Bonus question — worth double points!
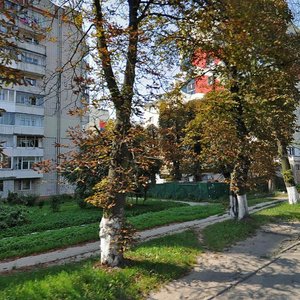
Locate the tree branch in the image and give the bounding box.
[94,0,121,101]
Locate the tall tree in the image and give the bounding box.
[158,93,197,181]
[179,0,300,218]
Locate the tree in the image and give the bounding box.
[158,93,196,181]
[69,0,212,267]
[179,0,300,218]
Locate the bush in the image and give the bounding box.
[6,192,24,205]
[38,200,45,209]
[50,196,62,212]
[24,194,39,207]
[6,192,39,207]
[59,193,73,202]
[77,197,87,209]
[0,205,29,229]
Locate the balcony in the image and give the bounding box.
[0,169,43,179]
[15,104,44,116]
[14,125,44,136]
[0,102,44,116]
[16,41,46,56]
[9,60,46,76]
[0,125,44,136]
[3,147,44,158]
[11,84,43,95]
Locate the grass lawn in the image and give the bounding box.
[0,231,202,300]
[202,202,300,251]
[0,201,297,300]
[0,200,223,260]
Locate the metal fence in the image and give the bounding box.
[148,182,229,201]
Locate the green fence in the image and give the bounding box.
[148,182,229,201]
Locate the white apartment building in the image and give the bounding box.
[0,0,87,197]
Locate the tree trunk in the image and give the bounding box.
[268,177,275,193]
[99,105,132,266]
[278,140,299,204]
[173,160,182,181]
[100,197,125,266]
[229,153,250,220]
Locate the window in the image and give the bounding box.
[4,0,20,12]
[21,52,45,66]
[0,112,15,125]
[15,114,43,127]
[16,92,43,106]
[14,156,41,170]
[23,36,39,45]
[288,147,295,156]
[15,179,31,191]
[17,136,41,148]
[0,24,7,33]
[0,181,3,192]
[206,56,214,68]
[0,89,14,102]
[24,77,37,86]
[182,79,195,95]
[0,135,13,147]
[207,76,214,86]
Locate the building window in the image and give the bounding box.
[17,136,42,148]
[15,179,31,191]
[206,56,214,68]
[0,89,14,102]
[0,135,13,147]
[0,181,3,192]
[4,0,21,12]
[207,76,214,86]
[24,77,37,86]
[23,36,39,45]
[15,114,43,127]
[288,147,295,156]
[21,52,45,66]
[16,92,43,106]
[182,79,195,95]
[14,156,41,170]
[0,24,8,33]
[0,112,15,125]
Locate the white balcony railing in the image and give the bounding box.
[16,41,46,56]
[9,60,46,76]
[0,169,43,179]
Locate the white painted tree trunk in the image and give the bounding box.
[99,216,123,266]
[229,195,237,218]
[237,194,249,220]
[286,186,299,204]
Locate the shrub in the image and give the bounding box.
[6,192,24,205]
[24,194,39,207]
[77,197,87,209]
[38,200,45,209]
[50,196,62,212]
[59,193,73,202]
[0,205,29,229]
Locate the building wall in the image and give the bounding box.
[0,0,86,197]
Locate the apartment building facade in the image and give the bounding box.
[0,0,87,197]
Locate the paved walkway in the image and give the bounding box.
[148,221,300,300]
[0,199,285,273]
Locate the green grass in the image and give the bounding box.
[202,202,300,251]
[129,204,224,230]
[0,231,201,300]
[0,199,188,239]
[0,202,223,260]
